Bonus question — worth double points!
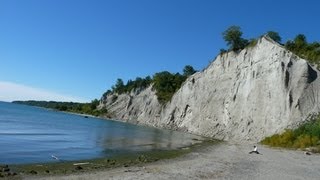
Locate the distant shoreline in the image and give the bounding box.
[11,100,104,117]
[60,111,97,118]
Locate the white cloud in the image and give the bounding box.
[0,81,88,102]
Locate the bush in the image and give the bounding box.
[261,129,294,147]
[261,115,320,150]
[285,34,320,67]
[292,135,319,149]
[266,31,281,43]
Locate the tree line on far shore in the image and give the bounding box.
[13,100,107,117]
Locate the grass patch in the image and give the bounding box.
[246,38,258,48]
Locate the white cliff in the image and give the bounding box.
[100,36,320,141]
[100,86,163,126]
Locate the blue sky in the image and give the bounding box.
[1,0,319,102]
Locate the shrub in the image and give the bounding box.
[261,129,294,147]
[292,135,318,149]
[261,115,320,151]
[266,31,281,43]
[285,34,320,67]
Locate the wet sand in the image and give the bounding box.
[26,142,320,180]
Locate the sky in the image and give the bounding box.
[1,0,319,102]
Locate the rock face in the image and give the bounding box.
[99,36,320,141]
[100,86,163,126]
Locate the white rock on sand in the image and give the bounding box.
[31,143,320,180]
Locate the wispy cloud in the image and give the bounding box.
[0,81,88,102]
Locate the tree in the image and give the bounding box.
[145,76,152,83]
[222,26,248,51]
[294,34,307,48]
[114,78,124,93]
[90,99,99,110]
[153,71,186,104]
[266,31,281,43]
[183,65,196,77]
[285,40,295,50]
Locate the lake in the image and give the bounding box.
[0,101,203,164]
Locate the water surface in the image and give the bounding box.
[0,102,203,164]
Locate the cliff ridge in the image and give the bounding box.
[100,36,320,141]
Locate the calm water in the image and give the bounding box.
[0,102,203,164]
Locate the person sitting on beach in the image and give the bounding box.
[249,145,260,154]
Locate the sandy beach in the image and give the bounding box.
[27,142,320,180]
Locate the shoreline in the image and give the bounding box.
[22,142,320,180]
[60,110,97,118]
[4,139,217,179]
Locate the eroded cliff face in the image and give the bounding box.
[99,37,320,141]
[99,86,163,126]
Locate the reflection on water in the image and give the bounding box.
[0,102,204,164]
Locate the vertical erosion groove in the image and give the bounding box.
[285,70,290,88]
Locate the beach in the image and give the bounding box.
[26,142,320,180]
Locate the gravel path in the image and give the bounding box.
[29,143,320,180]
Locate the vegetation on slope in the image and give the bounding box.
[221,25,320,68]
[103,76,152,98]
[103,65,197,104]
[285,34,320,67]
[152,71,187,104]
[261,115,320,152]
[13,100,108,117]
[220,26,282,53]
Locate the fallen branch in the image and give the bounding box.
[73,162,90,166]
